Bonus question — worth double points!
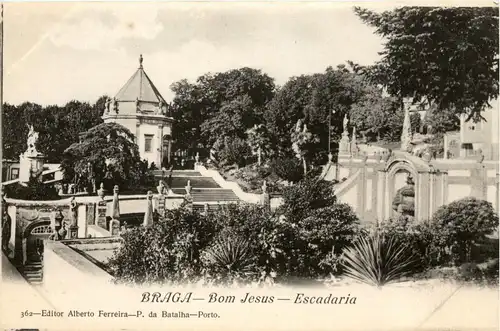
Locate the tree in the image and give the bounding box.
[2,103,30,160]
[2,96,106,163]
[349,86,403,142]
[170,68,276,153]
[264,75,319,157]
[62,123,143,192]
[247,124,271,166]
[354,7,499,120]
[423,104,460,134]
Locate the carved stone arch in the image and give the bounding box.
[23,220,52,239]
[385,159,419,219]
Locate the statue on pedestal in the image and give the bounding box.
[26,124,40,155]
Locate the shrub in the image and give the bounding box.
[205,204,295,279]
[108,208,217,284]
[269,157,304,183]
[291,203,362,277]
[430,197,499,265]
[279,175,337,223]
[219,138,252,168]
[341,231,419,287]
[201,230,257,285]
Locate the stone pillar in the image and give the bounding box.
[418,172,430,221]
[143,191,154,227]
[400,104,412,152]
[339,132,350,155]
[135,122,141,145]
[376,171,386,222]
[77,204,87,238]
[260,181,271,211]
[96,183,107,229]
[157,125,164,168]
[428,171,437,217]
[495,173,499,213]
[109,185,120,235]
[7,205,17,260]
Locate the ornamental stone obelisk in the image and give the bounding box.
[401,100,412,152]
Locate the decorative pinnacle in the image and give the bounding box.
[139,54,143,68]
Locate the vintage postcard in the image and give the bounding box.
[0,1,499,330]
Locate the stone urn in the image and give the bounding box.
[157,181,165,195]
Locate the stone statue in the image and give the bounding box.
[343,114,349,132]
[157,180,166,195]
[105,98,111,113]
[26,124,39,155]
[69,197,78,226]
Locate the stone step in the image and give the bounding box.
[157,177,221,189]
[152,170,202,177]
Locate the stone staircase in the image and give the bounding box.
[154,170,241,204]
[20,260,43,285]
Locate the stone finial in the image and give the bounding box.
[97,183,105,200]
[195,152,200,164]
[361,151,368,163]
[185,180,192,195]
[401,105,412,152]
[204,203,209,215]
[143,191,153,227]
[262,180,267,194]
[111,185,120,221]
[422,151,432,163]
[476,149,484,163]
[327,152,333,163]
[139,54,143,68]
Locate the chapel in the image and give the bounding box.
[102,55,174,167]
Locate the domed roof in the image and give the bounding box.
[114,55,166,104]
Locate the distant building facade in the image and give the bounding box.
[444,100,499,161]
[102,55,174,167]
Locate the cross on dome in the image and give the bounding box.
[139,54,143,68]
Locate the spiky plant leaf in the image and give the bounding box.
[341,231,418,287]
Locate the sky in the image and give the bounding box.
[3,2,392,106]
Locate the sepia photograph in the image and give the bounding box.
[0,1,499,330]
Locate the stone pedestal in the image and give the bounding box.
[109,219,120,236]
[96,201,107,229]
[19,152,45,183]
[68,225,79,239]
[339,133,351,155]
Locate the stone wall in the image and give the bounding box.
[331,151,499,223]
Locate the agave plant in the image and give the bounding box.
[341,231,418,287]
[202,234,256,279]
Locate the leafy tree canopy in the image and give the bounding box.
[170,68,276,152]
[2,96,107,162]
[62,122,147,191]
[354,7,499,120]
